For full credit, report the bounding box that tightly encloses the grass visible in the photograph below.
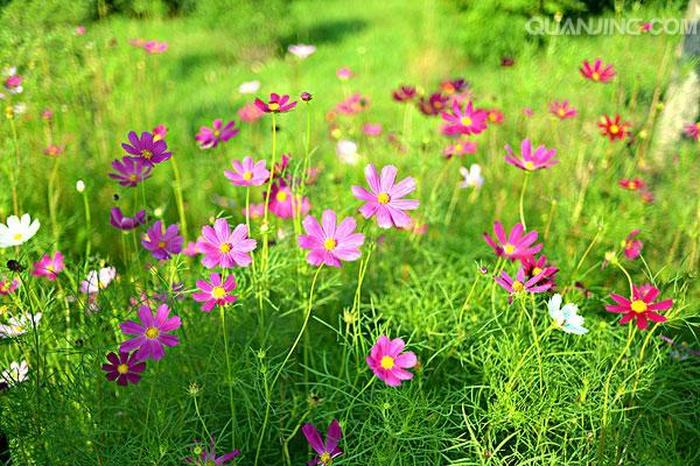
[0,0,699,464]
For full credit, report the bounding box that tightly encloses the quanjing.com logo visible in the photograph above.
[525,17,698,36]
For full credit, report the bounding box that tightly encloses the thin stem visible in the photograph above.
[81,188,92,260]
[219,304,236,448]
[261,113,277,271]
[519,174,530,229]
[9,117,21,215]
[171,155,188,242]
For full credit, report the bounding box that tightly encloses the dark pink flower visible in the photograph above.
[623,229,643,260]
[549,100,577,120]
[119,304,181,361]
[0,277,20,295]
[580,58,616,83]
[268,182,311,220]
[121,131,171,166]
[351,164,419,229]
[683,122,699,141]
[302,419,343,465]
[495,267,552,298]
[366,335,417,387]
[31,252,65,281]
[440,100,488,136]
[392,85,416,102]
[109,157,153,187]
[196,219,256,269]
[605,284,672,330]
[483,221,543,261]
[254,93,297,113]
[110,208,147,231]
[152,124,167,141]
[417,93,448,116]
[101,351,145,386]
[141,221,183,260]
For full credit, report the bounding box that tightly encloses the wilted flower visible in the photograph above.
[366,335,417,387]
[0,213,40,248]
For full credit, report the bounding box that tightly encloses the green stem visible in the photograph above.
[171,155,188,242]
[219,303,236,448]
[261,113,277,272]
[519,174,530,229]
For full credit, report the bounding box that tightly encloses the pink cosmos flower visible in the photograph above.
[366,335,417,387]
[109,157,153,187]
[196,119,239,149]
[268,182,311,219]
[619,178,646,191]
[110,208,147,231]
[483,222,543,261]
[441,100,488,136]
[192,273,237,312]
[238,102,265,123]
[605,284,673,330]
[336,93,370,115]
[43,144,65,157]
[183,241,201,257]
[520,254,558,288]
[683,122,700,141]
[224,156,269,187]
[75,25,87,36]
[598,114,630,142]
[302,419,343,466]
[392,85,416,102]
[196,219,256,269]
[549,100,577,120]
[242,203,265,219]
[143,40,168,54]
[298,210,365,267]
[623,229,643,260]
[336,66,353,80]
[152,124,167,141]
[32,252,65,281]
[362,122,383,137]
[0,277,19,295]
[504,139,558,171]
[580,59,616,83]
[254,93,297,113]
[443,138,477,159]
[495,267,552,298]
[486,109,504,125]
[119,304,181,361]
[351,164,419,229]
[142,221,183,260]
[101,351,145,386]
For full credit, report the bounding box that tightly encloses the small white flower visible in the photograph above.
[0,312,42,339]
[13,102,26,113]
[548,294,588,335]
[288,44,316,60]
[459,164,484,189]
[80,267,116,294]
[76,180,86,192]
[336,139,360,165]
[0,213,40,248]
[2,67,17,77]
[238,80,260,95]
[0,360,29,387]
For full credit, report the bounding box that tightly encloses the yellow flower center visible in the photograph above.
[455,144,463,152]
[489,113,497,122]
[609,124,619,134]
[377,192,390,204]
[323,238,337,251]
[141,149,153,160]
[503,244,515,255]
[268,102,280,111]
[524,161,535,170]
[220,243,232,253]
[592,71,600,81]
[117,363,129,375]
[630,300,648,313]
[129,174,138,182]
[212,286,226,299]
[242,171,253,181]
[13,233,22,241]
[696,122,700,130]
[276,190,288,202]
[512,281,525,292]
[320,452,332,464]
[532,267,543,276]
[380,355,395,370]
[460,116,473,126]
[145,327,159,339]
[213,130,220,138]
[558,108,565,116]
[158,241,166,249]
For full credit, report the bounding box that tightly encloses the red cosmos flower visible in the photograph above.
[43,144,65,157]
[417,93,449,116]
[623,229,643,260]
[254,93,297,113]
[598,114,630,141]
[580,59,616,83]
[618,178,646,191]
[486,109,504,125]
[605,284,673,330]
[392,85,416,102]
[549,100,577,120]
[440,78,468,95]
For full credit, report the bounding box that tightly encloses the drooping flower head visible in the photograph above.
[504,139,558,171]
[483,222,543,261]
[623,229,643,260]
[459,164,484,189]
[548,294,588,335]
[268,181,311,220]
[254,93,297,113]
[298,210,365,268]
[196,219,256,269]
[80,267,116,294]
[443,138,477,159]
[580,59,616,83]
[185,436,240,465]
[121,131,171,166]
[192,273,237,312]
[109,157,153,187]
[110,208,147,231]
[302,419,343,466]
[119,304,181,360]
[366,335,417,387]
[441,100,488,136]
[392,85,417,102]
[142,221,183,260]
[195,119,239,149]
[351,164,419,229]
[598,114,630,141]
[549,100,577,120]
[32,252,65,281]
[605,284,672,330]
[288,43,316,59]
[101,351,146,386]
[224,156,269,187]
[0,213,40,248]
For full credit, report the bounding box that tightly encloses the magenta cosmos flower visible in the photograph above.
[120,304,181,360]
[185,436,240,465]
[520,254,558,288]
[122,131,171,166]
[224,156,269,187]
[254,93,297,113]
[196,219,256,269]
[549,100,577,120]
[418,93,449,116]
[362,122,383,137]
[109,157,153,187]
[351,164,419,229]
[298,210,365,268]
[268,182,311,219]
[441,100,488,136]
[392,85,416,102]
[483,221,543,261]
[683,122,700,141]
[142,221,183,260]
[605,284,673,330]
[192,273,237,312]
[336,66,353,80]
[152,124,167,141]
[302,419,343,466]
[504,139,558,171]
[495,267,552,299]
[143,40,168,54]
[101,351,146,386]
[0,277,19,295]
[31,252,65,281]
[623,229,643,260]
[580,58,616,83]
[366,335,417,387]
[110,208,146,231]
[195,119,239,149]
[443,138,477,159]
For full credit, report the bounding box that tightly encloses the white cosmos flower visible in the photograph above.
[1,360,29,387]
[459,164,484,189]
[80,267,116,294]
[238,80,260,94]
[336,139,360,165]
[288,44,316,59]
[0,312,42,339]
[548,293,588,335]
[0,214,40,248]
